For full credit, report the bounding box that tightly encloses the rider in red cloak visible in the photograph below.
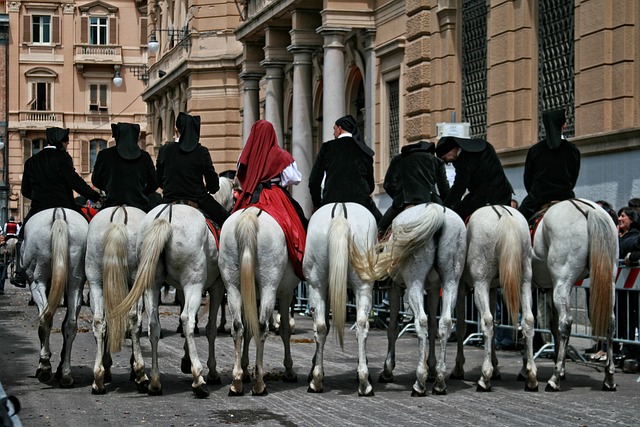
[234,120,307,279]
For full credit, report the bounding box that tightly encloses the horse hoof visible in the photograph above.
[411,389,427,397]
[525,384,539,392]
[36,368,52,384]
[378,374,394,384]
[602,382,617,392]
[252,388,268,396]
[192,385,210,398]
[449,372,464,380]
[91,387,106,395]
[517,373,526,382]
[432,387,447,396]
[358,389,375,397]
[180,358,191,374]
[207,376,222,385]
[476,384,491,392]
[307,386,323,393]
[283,375,298,383]
[544,383,559,392]
[228,388,244,397]
[137,380,150,394]
[148,387,163,396]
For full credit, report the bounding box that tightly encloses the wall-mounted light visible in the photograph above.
[113,66,123,87]
[148,26,190,54]
[112,64,149,87]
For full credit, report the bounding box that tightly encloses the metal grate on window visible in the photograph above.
[461,0,488,140]
[388,79,399,158]
[538,0,575,138]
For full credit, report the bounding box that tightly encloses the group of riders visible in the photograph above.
[8,108,578,288]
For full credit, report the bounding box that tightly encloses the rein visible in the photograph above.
[109,205,129,225]
[490,204,513,219]
[154,203,173,222]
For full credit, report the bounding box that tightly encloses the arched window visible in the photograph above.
[89,139,107,172]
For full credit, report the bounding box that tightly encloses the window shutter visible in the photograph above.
[80,17,88,43]
[109,17,117,45]
[23,139,32,162]
[81,140,89,173]
[23,15,30,43]
[140,17,147,46]
[52,16,60,44]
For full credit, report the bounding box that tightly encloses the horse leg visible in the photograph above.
[145,289,163,395]
[227,285,245,396]
[217,292,228,334]
[425,287,439,383]
[90,280,108,394]
[252,290,276,396]
[474,282,494,392]
[603,310,617,391]
[354,282,374,396]
[277,292,298,384]
[433,277,457,395]
[241,329,251,383]
[406,281,429,397]
[205,280,223,385]
[56,281,83,388]
[489,288,501,380]
[181,285,209,398]
[518,264,538,391]
[546,284,572,391]
[379,283,401,383]
[450,284,468,380]
[307,279,328,393]
[128,299,149,393]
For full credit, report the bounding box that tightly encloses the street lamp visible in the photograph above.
[112,67,123,87]
[147,26,190,54]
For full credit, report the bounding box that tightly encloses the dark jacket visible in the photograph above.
[92,147,157,211]
[620,228,640,260]
[384,142,450,208]
[444,142,513,211]
[22,147,101,216]
[309,136,375,208]
[156,142,220,202]
[523,138,580,202]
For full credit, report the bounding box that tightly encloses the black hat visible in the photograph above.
[435,136,486,158]
[542,109,566,150]
[176,112,201,153]
[401,141,435,155]
[45,127,70,150]
[334,115,374,157]
[111,122,142,160]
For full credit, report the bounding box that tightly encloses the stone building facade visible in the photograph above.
[5,0,149,220]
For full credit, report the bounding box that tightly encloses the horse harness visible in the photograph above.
[109,205,129,225]
[154,202,221,248]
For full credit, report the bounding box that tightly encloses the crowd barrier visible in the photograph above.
[291,266,640,361]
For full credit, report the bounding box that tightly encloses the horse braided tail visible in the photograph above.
[328,214,350,349]
[112,219,172,318]
[103,222,130,353]
[237,208,260,342]
[587,208,617,338]
[42,218,69,324]
[496,213,522,327]
[369,203,445,281]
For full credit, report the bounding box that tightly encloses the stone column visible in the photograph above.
[318,28,348,142]
[260,60,287,147]
[240,73,262,145]
[287,47,315,216]
[363,29,376,150]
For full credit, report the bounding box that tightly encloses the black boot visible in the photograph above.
[11,240,27,288]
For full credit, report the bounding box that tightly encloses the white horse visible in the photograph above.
[304,202,377,396]
[112,203,225,397]
[85,205,149,394]
[362,203,466,396]
[219,207,299,396]
[532,198,618,391]
[4,236,18,280]
[451,205,538,392]
[21,208,89,387]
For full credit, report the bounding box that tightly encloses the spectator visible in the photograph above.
[3,216,19,238]
[616,206,640,359]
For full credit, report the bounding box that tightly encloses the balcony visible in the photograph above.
[17,111,64,128]
[74,44,123,68]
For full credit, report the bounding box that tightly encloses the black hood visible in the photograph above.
[542,109,566,150]
[335,115,374,157]
[45,127,70,150]
[401,141,435,156]
[435,136,487,158]
[176,112,201,153]
[111,122,142,160]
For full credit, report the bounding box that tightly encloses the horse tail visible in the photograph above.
[368,203,445,280]
[236,209,260,341]
[112,219,172,319]
[496,213,522,327]
[103,222,130,354]
[587,208,617,338]
[328,214,350,349]
[42,218,69,324]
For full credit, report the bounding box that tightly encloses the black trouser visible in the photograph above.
[379,205,403,236]
[197,194,230,227]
